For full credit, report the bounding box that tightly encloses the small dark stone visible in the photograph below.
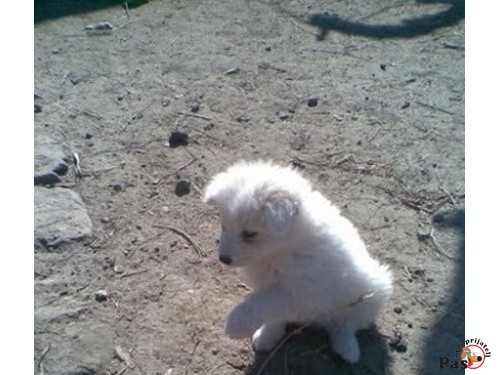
[407,323,413,328]
[384,216,390,222]
[34,104,43,113]
[401,102,410,109]
[175,180,191,197]
[307,98,318,107]
[426,277,434,282]
[53,163,68,176]
[380,64,387,71]
[85,133,93,139]
[394,306,403,314]
[168,130,189,148]
[111,183,123,192]
[265,46,272,52]
[357,140,362,146]
[95,290,108,302]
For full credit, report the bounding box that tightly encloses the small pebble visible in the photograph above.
[85,133,93,139]
[224,67,240,75]
[189,98,202,113]
[277,111,290,120]
[95,290,108,302]
[175,180,191,197]
[380,64,387,71]
[394,306,403,314]
[401,102,410,109]
[113,265,124,274]
[307,98,318,107]
[85,21,113,31]
[34,104,43,113]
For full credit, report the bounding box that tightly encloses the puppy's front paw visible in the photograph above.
[226,303,261,339]
[329,328,360,364]
[252,323,286,351]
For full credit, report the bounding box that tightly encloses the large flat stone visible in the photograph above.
[36,323,115,375]
[34,134,69,186]
[35,187,92,246]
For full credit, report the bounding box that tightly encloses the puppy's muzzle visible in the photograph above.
[219,255,232,265]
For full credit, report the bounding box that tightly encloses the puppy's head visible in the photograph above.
[203,162,304,267]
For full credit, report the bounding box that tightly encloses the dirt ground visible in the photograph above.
[34,1,465,374]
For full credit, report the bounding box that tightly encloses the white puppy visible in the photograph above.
[203,161,392,363]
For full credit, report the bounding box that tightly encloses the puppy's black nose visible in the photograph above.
[219,255,232,265]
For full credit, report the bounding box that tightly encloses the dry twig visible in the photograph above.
[115,345,135,369]
[38,343,51,374]
[117,269,149,279]
[418,227,456,260]
[153,224,205,257]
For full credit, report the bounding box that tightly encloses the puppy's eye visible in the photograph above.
[241,230,258,242]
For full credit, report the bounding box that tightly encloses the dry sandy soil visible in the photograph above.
[34,0,464,374]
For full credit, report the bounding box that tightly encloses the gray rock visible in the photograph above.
[35,187,92,246]
[36,323,115,375]
[35,298,89,328]
[34,134,69,186]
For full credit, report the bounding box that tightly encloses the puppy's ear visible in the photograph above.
[261,190,299,233]
[202,172,229,204]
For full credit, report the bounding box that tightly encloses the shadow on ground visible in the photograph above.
[246,325,389,375]
[423,209,465,374]
[34,0,148,23]
[307,0,464,40]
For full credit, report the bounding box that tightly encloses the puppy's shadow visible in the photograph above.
[246,325,389,375]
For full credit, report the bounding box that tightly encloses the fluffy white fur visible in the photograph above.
[203,161,392,363]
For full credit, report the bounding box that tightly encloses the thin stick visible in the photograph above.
[172,158,196,175]
[255,325,308,375]
[115,345,135,369]
[153,225,205,257]
[428,228,456,260]
[73,152,82,178]
[123,1,130,18]
[176,111,213,121]
[118,269,148,279]
[38,343,52,373]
